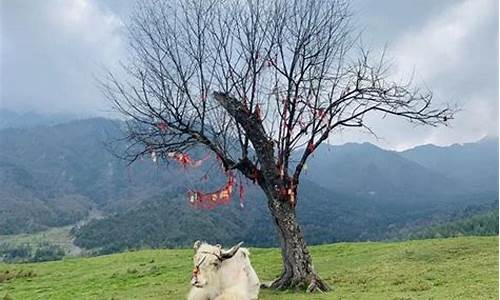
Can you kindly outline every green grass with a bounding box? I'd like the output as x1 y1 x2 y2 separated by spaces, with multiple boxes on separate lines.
0 236 497 299
0 226 82 256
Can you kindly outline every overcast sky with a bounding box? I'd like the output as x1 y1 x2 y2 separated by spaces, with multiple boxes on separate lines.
1 0 498 150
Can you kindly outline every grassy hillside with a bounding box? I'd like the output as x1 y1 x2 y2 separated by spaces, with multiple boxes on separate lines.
0 236 497 300
403 210 499 240
0 226 81 257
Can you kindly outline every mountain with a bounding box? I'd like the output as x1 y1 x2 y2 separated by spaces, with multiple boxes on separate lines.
0 160 90 234
401 210 499 240
0 109 78 129
0 118 260 234
0 118 170 233
400 137 499 193
300 142 465 202
72 179 404 252
0 118 497 249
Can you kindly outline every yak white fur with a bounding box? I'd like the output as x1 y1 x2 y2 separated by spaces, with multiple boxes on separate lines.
187 242 259 300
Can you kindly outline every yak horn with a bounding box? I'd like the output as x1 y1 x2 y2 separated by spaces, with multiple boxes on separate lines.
193 240 202 252
221 242 243 260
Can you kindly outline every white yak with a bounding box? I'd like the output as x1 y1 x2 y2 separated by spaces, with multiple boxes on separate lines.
187 241 260 300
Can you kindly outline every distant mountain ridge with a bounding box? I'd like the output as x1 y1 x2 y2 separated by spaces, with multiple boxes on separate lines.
401 137 499 193
301 142 466 202
0 109 80 129
0 118 497 250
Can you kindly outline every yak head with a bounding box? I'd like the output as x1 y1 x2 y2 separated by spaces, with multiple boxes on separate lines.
190 241 243 288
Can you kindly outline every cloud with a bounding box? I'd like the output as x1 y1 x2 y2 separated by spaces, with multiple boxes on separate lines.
1 0 497 150
339 0 499 150
1 0 125 114
392 0 496 80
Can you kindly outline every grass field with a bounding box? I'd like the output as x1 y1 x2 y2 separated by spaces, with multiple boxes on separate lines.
0 236 497 300
0 226 82 256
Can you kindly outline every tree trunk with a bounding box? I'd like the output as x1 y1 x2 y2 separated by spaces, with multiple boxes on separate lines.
265 193 330 292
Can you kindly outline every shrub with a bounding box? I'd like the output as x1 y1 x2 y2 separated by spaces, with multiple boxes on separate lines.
32 243 65 262
0 242 65 263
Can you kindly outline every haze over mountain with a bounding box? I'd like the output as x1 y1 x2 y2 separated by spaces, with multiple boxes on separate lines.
0 109 80 129
302 138 498 200
0 118 497 251
401 137 499 193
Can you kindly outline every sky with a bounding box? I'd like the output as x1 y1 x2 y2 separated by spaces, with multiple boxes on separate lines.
0 0 498 150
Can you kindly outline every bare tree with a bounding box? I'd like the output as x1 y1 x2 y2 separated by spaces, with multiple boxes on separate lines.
102 0 454 292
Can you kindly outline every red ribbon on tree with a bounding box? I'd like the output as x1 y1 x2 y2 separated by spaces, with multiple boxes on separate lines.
200 92 208 102
317 108 326 120
251 167 259 184
307 141 315 152
254 104 261 120
239 179 245 208
167 152 193 167
278 184 297 207
188 173 236 209
156 122 168 132
166 152 209 168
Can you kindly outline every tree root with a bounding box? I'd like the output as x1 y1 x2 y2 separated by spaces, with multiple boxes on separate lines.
306 275 330 293
262 273 330 293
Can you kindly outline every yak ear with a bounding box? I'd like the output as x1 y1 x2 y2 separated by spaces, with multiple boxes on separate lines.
221 242 243 260
193 240 202 252
215 244 222 249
